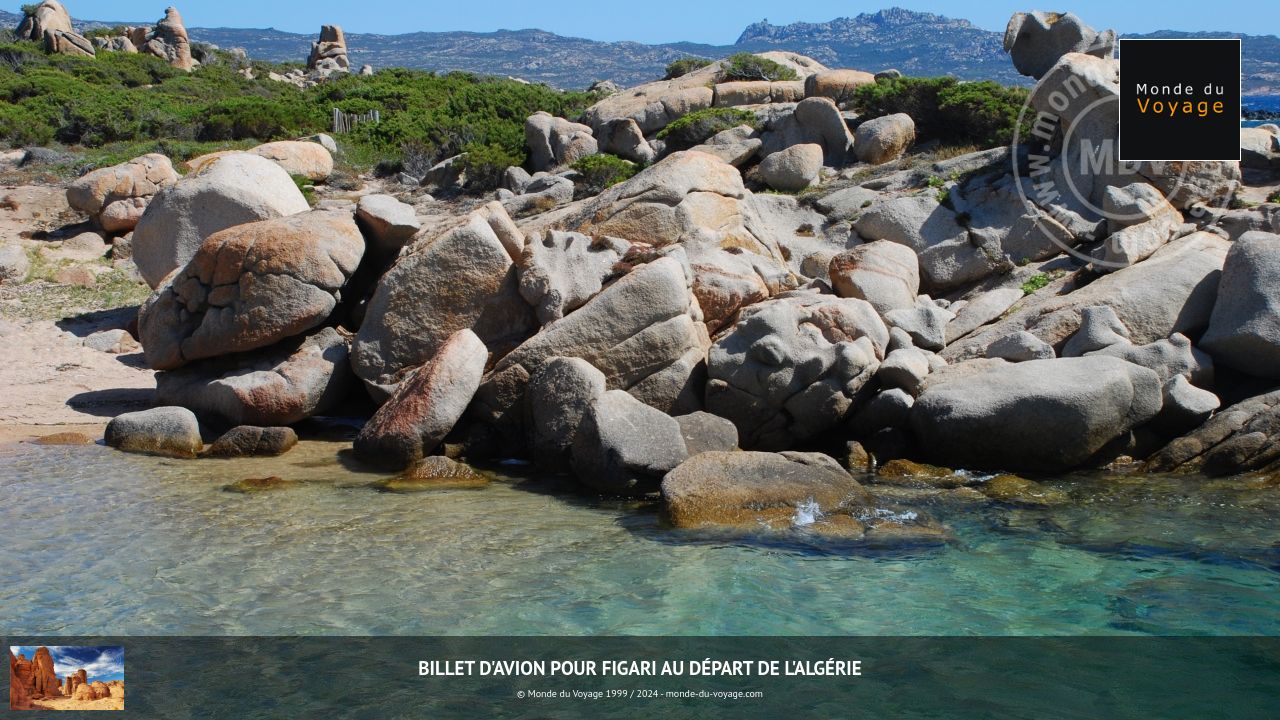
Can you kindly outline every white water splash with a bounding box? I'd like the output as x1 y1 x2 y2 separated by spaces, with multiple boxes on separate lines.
792 498 822 527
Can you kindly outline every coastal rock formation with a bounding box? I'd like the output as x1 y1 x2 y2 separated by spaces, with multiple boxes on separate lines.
661 451 873 528
946 233 1230 361
473 256 708 437
829 240 920 316
351 205 534 398
912 356 1163 472
307 25 350 76
759 143 822 191
582 51 826 136
154 327 352 426
527 356 607 470
854 113 916 165
356 194 421 252
525 112 597 171
138 209 364 371
761 97 855 166
67 154 179 234
105 406 203 458
132 153 311 288
804 69 876 105
16 1 71 41
1200 232 1280 379
518 231 629 325
571 389 689 495
354 329 488 470
1145 388 1280 476
1004 11 1116 79
854 194 991 292
140 7 194 70
706 289 887 449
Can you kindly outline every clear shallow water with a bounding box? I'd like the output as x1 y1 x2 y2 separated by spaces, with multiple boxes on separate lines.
2 438 1279 636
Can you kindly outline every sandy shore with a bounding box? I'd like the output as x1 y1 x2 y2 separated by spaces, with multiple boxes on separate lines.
0 316 154 432
29 695 124 711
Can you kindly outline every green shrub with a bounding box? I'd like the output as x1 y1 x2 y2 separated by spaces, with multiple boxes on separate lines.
460 142 522 190
852 77 1030 149
571 154 638 194
664 57 713 80
720 53 798 82
656 107 757 148
0 49 595 192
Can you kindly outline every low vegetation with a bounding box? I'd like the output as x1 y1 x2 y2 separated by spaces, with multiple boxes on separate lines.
663 57 712 80
853 76 1031 148
571 154 638 194
719 53 798 82
0 42 598 190
656 107 758 149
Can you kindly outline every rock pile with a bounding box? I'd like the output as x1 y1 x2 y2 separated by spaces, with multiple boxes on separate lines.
86 9 1280 541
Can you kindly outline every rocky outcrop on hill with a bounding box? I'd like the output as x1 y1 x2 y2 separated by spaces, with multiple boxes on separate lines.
1004 11 1116 79
141 7 194 70
307 25 350 76
16 1 71 41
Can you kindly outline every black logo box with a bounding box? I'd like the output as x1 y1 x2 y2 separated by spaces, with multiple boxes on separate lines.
1119 38 1241 162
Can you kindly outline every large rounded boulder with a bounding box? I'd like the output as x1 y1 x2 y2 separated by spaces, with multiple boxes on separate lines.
66 153 179 233
1200 231 1280 379
131 152 311 288
138 209 365 371
706 288 888 449
911 356 1164 472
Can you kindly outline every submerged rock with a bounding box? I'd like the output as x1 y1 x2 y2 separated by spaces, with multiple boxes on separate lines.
203 426 298 458
374 456 489 491
661 451 874 528
223 476 295 493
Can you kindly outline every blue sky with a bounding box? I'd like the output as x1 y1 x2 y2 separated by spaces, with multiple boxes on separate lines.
10 646 125 684
45 1 1280 44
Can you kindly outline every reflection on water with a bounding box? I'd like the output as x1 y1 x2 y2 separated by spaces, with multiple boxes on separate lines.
1 439 1278 636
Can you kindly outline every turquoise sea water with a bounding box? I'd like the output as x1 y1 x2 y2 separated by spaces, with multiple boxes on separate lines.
2 438 1278 636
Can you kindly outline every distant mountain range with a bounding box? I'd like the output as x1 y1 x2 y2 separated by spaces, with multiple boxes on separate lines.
3 7 1278 93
